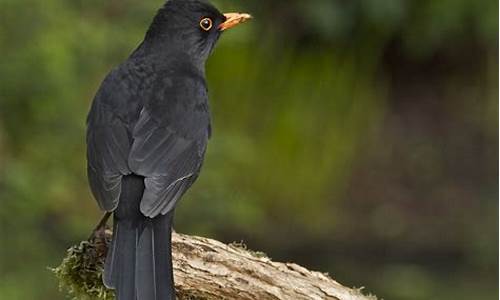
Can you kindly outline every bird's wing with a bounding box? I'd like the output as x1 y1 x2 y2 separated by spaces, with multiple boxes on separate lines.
129 75 210 218
86 82 132 212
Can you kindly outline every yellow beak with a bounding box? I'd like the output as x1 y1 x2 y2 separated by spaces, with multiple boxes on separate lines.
219 13 252 31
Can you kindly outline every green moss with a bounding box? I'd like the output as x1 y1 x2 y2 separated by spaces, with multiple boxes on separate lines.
352 287 379 300
50 233 205 300
50 234 114 300
229 241 268 259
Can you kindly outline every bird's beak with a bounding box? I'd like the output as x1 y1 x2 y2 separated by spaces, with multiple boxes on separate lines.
219 13 252 31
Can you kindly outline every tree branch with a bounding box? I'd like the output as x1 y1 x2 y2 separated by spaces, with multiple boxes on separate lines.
52 230 377 300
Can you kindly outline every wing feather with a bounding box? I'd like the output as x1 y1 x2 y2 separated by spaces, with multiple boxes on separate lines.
87 82 132 211
129 88 208 218
87 68 209 217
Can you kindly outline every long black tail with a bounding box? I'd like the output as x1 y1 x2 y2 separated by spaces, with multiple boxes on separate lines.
103 175 175 300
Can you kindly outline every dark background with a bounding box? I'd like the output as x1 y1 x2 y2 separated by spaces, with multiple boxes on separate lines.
0 0 498 299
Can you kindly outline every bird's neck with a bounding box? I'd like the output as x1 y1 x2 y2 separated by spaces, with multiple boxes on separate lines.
131 40 206 76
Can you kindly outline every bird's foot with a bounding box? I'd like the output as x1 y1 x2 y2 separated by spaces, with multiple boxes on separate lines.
88 212 111 240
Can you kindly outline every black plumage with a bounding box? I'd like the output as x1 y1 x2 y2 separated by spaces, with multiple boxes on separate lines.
86 1 250 299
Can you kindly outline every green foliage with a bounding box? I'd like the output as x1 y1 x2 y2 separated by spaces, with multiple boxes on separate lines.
0 0 497 299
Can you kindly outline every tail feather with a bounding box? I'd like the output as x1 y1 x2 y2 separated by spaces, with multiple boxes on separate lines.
103 221 118 288
116 223 139 300
136 214 175 299
136 222 156 299
103 175 175 300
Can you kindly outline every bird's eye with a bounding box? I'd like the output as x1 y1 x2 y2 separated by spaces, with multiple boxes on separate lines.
199 17 213 31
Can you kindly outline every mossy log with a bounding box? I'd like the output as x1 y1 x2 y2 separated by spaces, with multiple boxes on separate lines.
52 230 376 300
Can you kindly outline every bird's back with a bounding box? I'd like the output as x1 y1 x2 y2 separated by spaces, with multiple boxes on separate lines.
87 53 210 300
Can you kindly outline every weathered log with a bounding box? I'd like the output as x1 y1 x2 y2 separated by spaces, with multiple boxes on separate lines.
52 230 377 300
172 233 375 300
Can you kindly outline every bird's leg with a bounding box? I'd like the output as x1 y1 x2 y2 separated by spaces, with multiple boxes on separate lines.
88 212 112 240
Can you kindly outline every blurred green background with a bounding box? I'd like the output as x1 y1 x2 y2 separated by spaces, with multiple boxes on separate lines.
0 0 498 299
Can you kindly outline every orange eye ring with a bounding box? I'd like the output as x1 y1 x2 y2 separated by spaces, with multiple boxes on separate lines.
199 17 213 31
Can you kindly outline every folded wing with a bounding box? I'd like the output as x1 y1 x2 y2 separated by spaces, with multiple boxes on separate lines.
129 107 207 217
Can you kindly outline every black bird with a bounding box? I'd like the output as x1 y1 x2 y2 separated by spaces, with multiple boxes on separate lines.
86 1 251 299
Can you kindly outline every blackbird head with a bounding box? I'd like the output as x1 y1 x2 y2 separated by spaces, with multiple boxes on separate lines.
143 0 251 65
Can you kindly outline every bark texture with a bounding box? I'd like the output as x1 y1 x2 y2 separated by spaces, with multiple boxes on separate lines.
172 232 375 300
53 230 376 300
